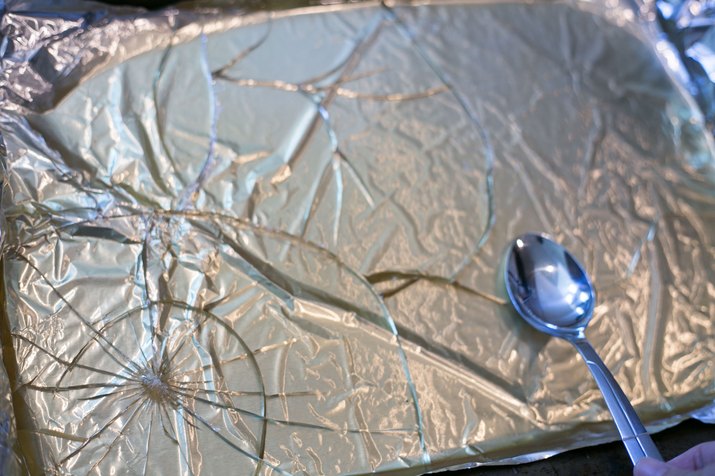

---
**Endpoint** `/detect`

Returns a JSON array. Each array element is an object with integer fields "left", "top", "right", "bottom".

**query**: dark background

[{"left": 93, "top": 0, "right": 715, "bottom": 473}]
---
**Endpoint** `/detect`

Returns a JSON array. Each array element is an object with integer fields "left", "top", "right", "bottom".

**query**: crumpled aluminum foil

[
  {"left": 1, "top": 0, "right": 714, "bottom": 474},
  {"left": 656, "top": 0, "right": 715, "bottom": 134}
]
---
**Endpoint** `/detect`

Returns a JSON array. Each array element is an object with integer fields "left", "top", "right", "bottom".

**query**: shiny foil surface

[
  {"left": 656, "top": 0, "right": 715, "bottom": 135},
  {"left": 1, "top": 0, "right": 715, "bottom": 474}
]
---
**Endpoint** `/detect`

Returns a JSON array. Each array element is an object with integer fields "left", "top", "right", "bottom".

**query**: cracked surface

[{"left": 0, "top": 1, "right": 714, "bottom": 474}]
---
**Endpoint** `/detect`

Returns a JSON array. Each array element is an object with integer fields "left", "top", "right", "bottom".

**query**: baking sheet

[{"left": 1, "top": 0, "right": 714, "bottom": 474}]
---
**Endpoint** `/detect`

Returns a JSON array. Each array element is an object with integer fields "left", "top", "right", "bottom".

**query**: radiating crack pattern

[{"left": 9, "top": 211, "right": 428, "bottom": 473}]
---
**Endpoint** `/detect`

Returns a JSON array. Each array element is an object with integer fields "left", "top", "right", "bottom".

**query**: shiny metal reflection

[{"left": 504, "top": 233, "right": 663, "bottom": 465}]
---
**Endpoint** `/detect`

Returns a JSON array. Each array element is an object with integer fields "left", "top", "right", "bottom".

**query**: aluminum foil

[
  {"left": 1, "top": 0, "right": 715, "bottom": 474},
  {"left": 656, "top": 0, "right": 715, "bottom": 135}
]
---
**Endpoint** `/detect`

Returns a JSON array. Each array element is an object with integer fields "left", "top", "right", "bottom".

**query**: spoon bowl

[
  {"left": 504, "top": 233, "right": 662, "bottom": 465},
  {"left": 505, "top": 234, "right": 595, "bottom": 337}
]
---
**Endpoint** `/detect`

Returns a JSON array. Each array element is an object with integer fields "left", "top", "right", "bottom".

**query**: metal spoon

[{"left": 504, "top": 232, "right": 662, "bottom": 464}]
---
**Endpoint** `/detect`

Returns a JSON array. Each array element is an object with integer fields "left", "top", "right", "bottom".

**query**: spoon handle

[{"left": 571, "top": 338, "right": 663, "bottom": 464}]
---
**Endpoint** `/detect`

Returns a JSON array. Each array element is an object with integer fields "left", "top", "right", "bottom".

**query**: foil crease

[{"left": 1, "top": 0, "right": 715, "bottom": 474}]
